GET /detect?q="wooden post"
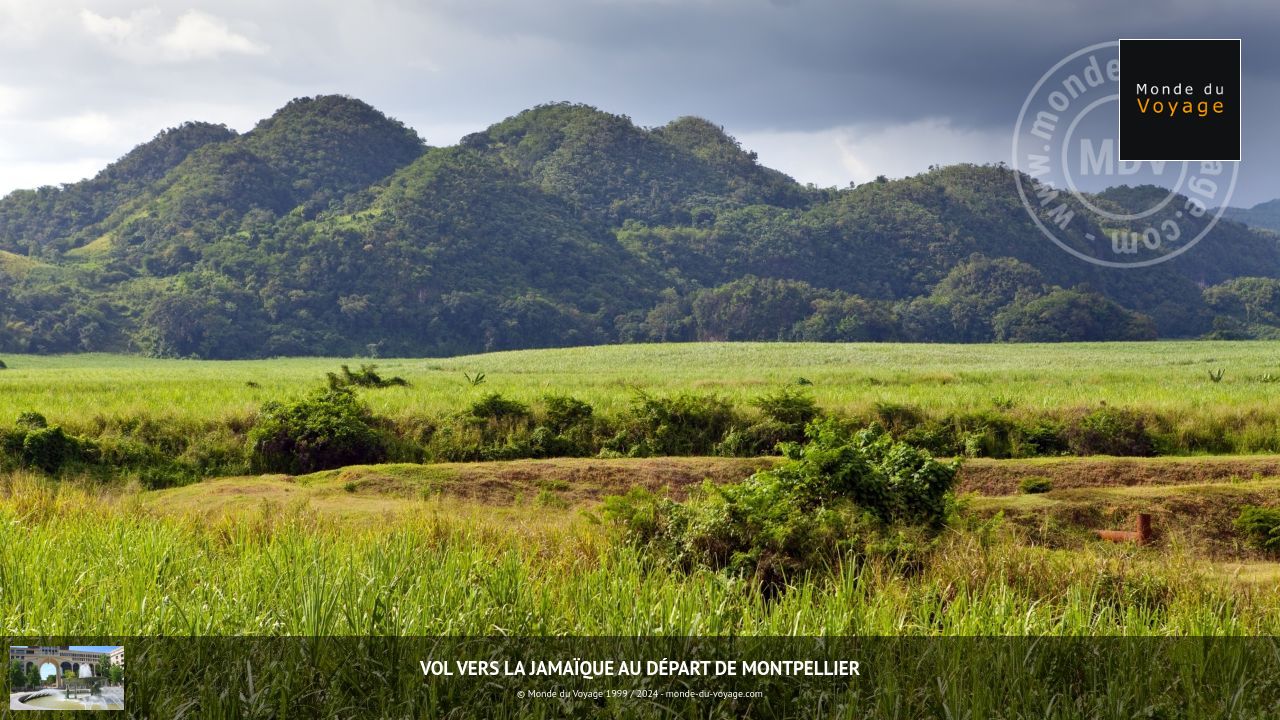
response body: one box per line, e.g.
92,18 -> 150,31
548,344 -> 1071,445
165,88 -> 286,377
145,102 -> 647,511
1135,513 -> 1152,545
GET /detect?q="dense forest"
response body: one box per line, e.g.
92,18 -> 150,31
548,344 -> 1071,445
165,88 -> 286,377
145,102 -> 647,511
2,95 -> 1280,358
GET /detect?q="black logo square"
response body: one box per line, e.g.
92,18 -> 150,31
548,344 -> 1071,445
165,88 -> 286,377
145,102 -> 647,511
1119,39 -> 1240,161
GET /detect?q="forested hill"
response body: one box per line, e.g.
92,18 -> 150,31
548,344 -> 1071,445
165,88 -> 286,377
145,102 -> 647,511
2,95 -> 1280,358
1223,199 -> 1280,234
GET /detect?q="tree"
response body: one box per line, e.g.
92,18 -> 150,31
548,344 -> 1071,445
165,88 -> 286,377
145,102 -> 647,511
993,288 -> 1157,342
690,276 -> 824,341
9,660 -> 24,690
97,655 -> 114,684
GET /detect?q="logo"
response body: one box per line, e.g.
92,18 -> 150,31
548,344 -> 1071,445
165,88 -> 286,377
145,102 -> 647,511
1012,41 -> 1238,268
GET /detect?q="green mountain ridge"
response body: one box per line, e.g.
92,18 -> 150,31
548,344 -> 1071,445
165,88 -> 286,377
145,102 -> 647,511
1222,199 -> 1280,234
1,96 -> 1278,357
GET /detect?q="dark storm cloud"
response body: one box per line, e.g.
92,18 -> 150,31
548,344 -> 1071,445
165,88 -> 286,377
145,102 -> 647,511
406,0 -> 1280,130
1,0 -> 1276,203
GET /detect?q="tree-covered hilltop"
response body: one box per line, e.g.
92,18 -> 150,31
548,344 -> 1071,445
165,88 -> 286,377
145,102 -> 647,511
2,96 -> 1280,357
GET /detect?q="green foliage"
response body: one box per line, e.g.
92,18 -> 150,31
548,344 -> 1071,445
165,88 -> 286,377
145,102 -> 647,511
719,387 -> 821,456
326,364 -> 408,390
5,96 -> 1280,356
753,386 -> 819,427
3,412 -> 96,474
542,395 -> 593,434
1019,476 -> 1053,494
1065,406 -> 1155,456
0,121 -> 237,256
16,411 -> 47,430
248,389 -> 389,474
98,656 -> 114,683
1233,506 -> 1280,555
608,391 -> 739,457
22,426 -> 77,473
605,420 -> 958,591
994,288 -> 1158,342
468,393 -> 531,422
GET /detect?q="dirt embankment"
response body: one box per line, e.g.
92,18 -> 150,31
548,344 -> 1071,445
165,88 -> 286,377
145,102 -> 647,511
957,456 -> 1280,495
324,456 -> 781,505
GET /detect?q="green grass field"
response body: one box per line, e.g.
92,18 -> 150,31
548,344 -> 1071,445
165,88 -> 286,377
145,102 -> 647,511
3,341 -> 1280,426
1,343 -> 1278,645
2,468 -> 1277,637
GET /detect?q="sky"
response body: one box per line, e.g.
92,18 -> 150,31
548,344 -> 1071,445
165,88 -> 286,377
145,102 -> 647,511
1,0 -> 1277,206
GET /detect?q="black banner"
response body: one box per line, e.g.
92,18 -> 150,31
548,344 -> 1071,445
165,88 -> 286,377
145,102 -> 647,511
7,636 -> 1280,718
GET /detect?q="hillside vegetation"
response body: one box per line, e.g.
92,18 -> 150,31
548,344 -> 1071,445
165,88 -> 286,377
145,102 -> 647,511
6,343 -> 1280,488
3,97 -> 1280,356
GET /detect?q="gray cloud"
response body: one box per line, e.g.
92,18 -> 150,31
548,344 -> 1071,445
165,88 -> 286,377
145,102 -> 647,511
0,0 -> 1276,204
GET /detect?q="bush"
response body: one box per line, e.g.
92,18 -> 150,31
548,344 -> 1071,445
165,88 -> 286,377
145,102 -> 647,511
4,415 -> 97,475
716,419 -> 796,457
16,411 -> 47,430
718,387 -> 822,455
752,387 -> 819,427
1234,506 -> 1280,555
542,395 -> 593,433
21,426 -> 93,473
1017,418 -> 1068,456
1064,406 -> 1155,456
607,392 -> 740,457
468,393 -> 531,422
249,389 -> 389,474
872,402 -> 925,434
326,364 -> 408,390
604,420 -> 959,592
1019,476 -> 1053,494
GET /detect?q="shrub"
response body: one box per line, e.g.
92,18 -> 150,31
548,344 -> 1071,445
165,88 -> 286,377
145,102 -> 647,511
752,387 -> 819,428
1017,418 -> 1067,456
0,428 -> 23,465
608,392 -> 739,457
872,401 -> 925,434
542,395 -> 593,434
22,426 -> 88,473
468,393 -> 531,422
604,420 -> 959,592
249,389 -> 389,474
1019,476 -> 1053,494
718,387 -> 822,455
1064,406 -> 1155,456
326,364 -> 408,389
1234,506 -> 1280,555
16,411 -> 47,430
952,411 -> 1018,458
716,419 -> 796,457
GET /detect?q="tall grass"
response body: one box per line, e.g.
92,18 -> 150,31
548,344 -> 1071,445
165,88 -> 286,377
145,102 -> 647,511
1,474 -> 1275,638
